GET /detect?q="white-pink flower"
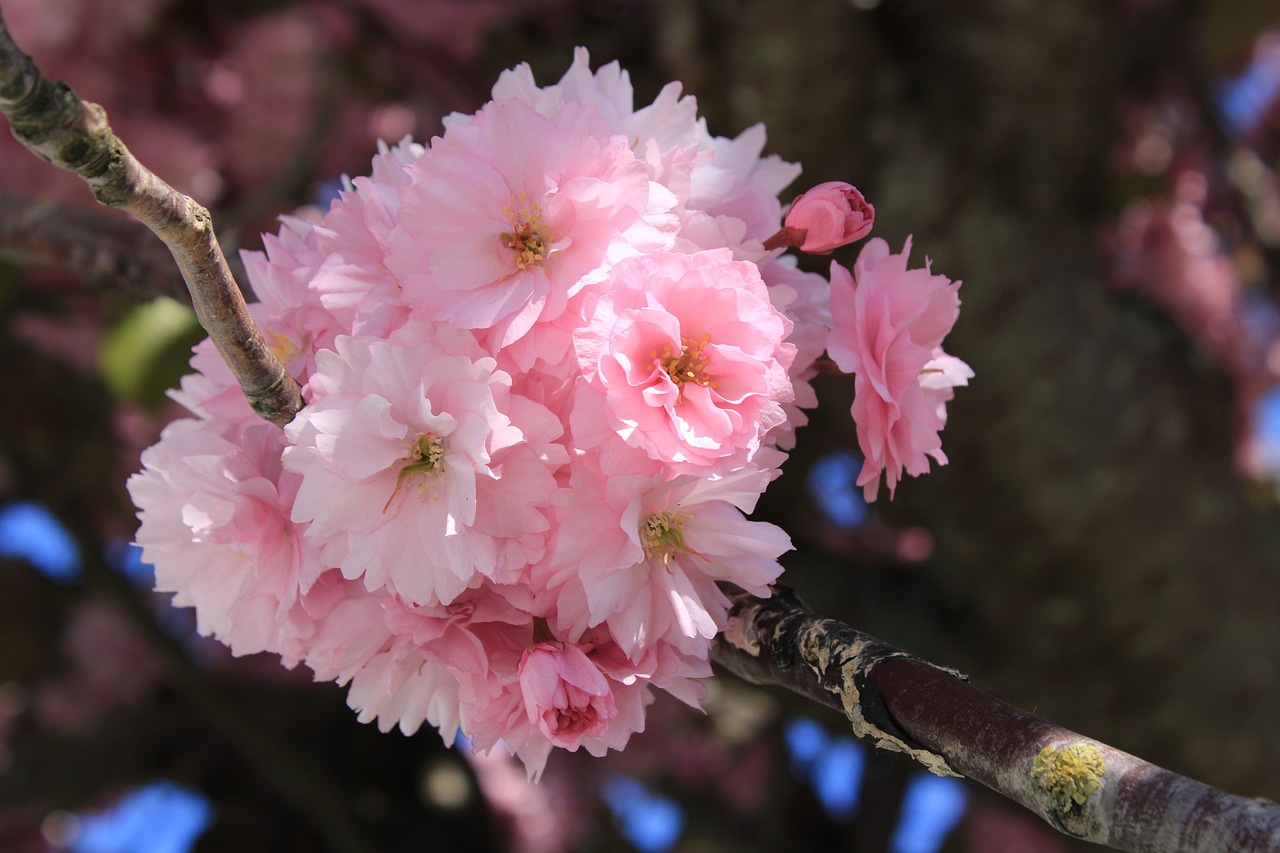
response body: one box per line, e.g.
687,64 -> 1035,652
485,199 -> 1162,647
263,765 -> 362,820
827,237 -> 973,501
238,137 -> 424,382
125,48 -> 976,783
757,256 -> 833,450
573,250 -> 795,471
468,628 -> 670,780
127,420 -> 325,665
340,584 -> 533,740
388,97 -> 657,354
283,330 -> 565,606
542,447 -> 791,658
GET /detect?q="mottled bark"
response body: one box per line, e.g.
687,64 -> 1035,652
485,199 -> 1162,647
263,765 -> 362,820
0,10 -> 300,426
714,587 -> 1280,852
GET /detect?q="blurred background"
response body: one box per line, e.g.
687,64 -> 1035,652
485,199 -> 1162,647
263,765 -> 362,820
1,0 -> 1279,851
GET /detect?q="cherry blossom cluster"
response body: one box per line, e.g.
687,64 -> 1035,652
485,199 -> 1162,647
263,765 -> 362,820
128,49 -> 970,777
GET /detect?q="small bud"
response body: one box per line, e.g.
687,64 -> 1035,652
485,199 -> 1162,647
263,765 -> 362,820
763,181 -> 875,254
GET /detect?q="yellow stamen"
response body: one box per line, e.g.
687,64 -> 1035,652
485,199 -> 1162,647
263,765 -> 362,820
500,195 -> 554,270
382,433 -> 446,513
641,510 -> 694,569
656,334 -> 716,401
265,330 -> 306,365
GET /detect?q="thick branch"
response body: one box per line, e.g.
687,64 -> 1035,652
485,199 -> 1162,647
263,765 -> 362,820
0,10 -> 301,426
712,587 -> 1280,853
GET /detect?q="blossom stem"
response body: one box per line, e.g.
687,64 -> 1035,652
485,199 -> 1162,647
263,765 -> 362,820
0,9 -> 302,426
712,585 -> 1280,853
761,225 -> 805,252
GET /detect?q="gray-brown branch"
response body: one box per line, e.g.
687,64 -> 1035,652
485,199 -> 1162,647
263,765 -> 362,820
0,189 -> 189,300
0,9 -> 301,426
712,586 -> 1280,853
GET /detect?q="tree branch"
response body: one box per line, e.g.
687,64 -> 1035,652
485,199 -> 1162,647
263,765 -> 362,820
0,189 -> 189,300
0,9 -> 301,426
712,586 -> 1280,853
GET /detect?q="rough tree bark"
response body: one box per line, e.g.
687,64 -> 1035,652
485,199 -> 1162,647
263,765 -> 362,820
713,586 -> 1280,853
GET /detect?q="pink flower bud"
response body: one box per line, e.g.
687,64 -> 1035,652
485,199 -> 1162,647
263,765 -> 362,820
518,642 -> 617,750
764,181 -> 875,254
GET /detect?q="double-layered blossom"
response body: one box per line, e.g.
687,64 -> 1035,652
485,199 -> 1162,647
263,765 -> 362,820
573,250 -> 795,471
127,48 -> 969,780
128,420 -> 324,665
518,641 -> 617,749
283,330 -> 564,606
388,97 -> 664,362
541,447 -> 790,658
828,237 -> 973,500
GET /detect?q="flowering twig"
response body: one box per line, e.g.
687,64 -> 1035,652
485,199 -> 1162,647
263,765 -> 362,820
713,586 -> 1280,853
0,9 -> 301,426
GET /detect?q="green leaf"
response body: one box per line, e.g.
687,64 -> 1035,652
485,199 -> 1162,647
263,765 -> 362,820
100,297 -> 204,410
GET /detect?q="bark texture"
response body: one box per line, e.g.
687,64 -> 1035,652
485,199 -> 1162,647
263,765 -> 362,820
713,586 -> 1280,853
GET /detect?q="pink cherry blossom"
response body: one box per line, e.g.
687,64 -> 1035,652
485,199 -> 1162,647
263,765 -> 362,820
757,256 -> 833,450
687,123 -> 800,251
573,250 -> 795,471
518,641 -> 617,749
388,97 -> 657,354
283,330 -> 564,606
125,48 -> 973,781
489,629 -> 671,780
487,49 -> 799,264
828,237 -> 973,501
127,419 -> 325,665
541,448 -> 791,658
237,137 -> 424,383
765,181 -> 875,254
492,47 -> 703,161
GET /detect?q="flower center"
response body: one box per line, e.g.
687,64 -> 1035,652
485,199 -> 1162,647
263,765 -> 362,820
501,194 -> 554,270
641,510 -> 692,567
382,432 -> 446,513
265,329 -> 307,365
654,334 -> 715,401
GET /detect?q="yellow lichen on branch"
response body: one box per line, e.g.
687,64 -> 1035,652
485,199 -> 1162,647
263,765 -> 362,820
1029,742 -> 1106,836
714,586 -> 1280,853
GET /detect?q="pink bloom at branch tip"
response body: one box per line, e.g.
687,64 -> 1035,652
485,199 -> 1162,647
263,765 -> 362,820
126,47 -> 973,781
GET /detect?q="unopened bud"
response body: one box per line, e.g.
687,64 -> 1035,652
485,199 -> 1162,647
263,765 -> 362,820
763,181 -> 875,254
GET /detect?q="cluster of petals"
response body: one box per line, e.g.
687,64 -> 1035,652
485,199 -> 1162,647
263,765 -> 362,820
828,237 -> 974,501
128,50 -> 969,779
573,250 -> 795,471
